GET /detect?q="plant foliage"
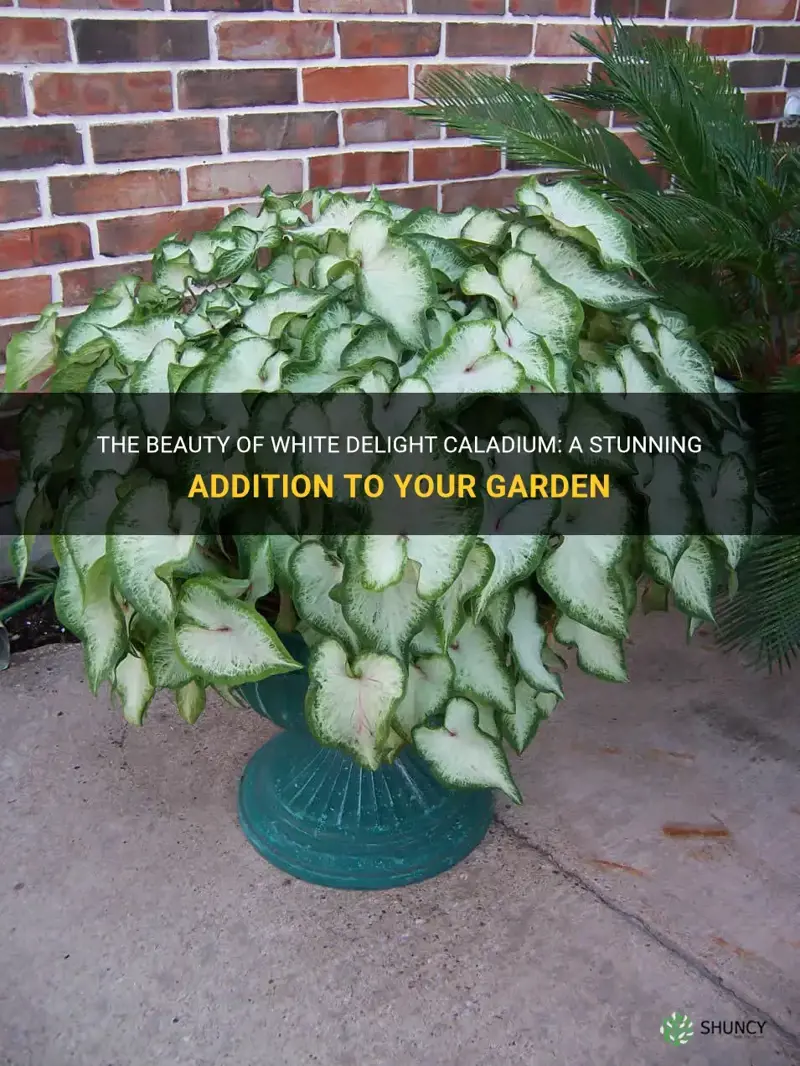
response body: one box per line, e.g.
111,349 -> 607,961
5,181 -> 756,800
716,367 -> 800,669
412,19 -> 800,377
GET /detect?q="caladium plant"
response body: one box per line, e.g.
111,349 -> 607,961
5,178 -> 756,804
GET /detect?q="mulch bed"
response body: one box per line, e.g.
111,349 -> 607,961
0,582 -> 78,654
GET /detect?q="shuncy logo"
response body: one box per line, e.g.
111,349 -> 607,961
660,1011 -> 768,1045
661,1012 -> 694,1046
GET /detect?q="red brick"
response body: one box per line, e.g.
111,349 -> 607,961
310,150 -> 408,188
339,22 -> 440,58
615,130 -> 650,160
74,19 -> 208,62
511,62 -> 589,92
50,169 -> 181,216
0,74 -> 26,118
414,145 -> 500,181
558,100 -> 610,125
642,162 -> 671,189
0,223 -> 91,270
759,123 -> 777,145
413,0 -> 503,11
0,182 -> 40,224
174,0 -> 290,8
669,0 -> 731,16
230,111 -> 338,151
777,124 -> 800,145
0,275 -> 52,319
0,124 -> 83,171
513,0 -> 588,11
447,23 -> 532,57
21,0 -> 163,9
690,25 -> 752,55
594,0 -> 666,13
178,69 -> 296,109
534,24 -> 602,56
738,0 -> 794,15
61,259 -> 152,306
415,62 -> 506,93
755,27 -> 800,55
745,91 -> 786,121
34,72 -> 172,116
343,107 -> 438,144
304,65 -> 408,103
91,117 -> 221,164
441,175 -> 520,211
301,0 -> 404,9
97,207 -> 224,256
376,184 -> 438,210
730,59 -> 785,88
217,20 -> 334,60
0,17 -> 70,62
625,25 -> 688,41
186,159 -> 302,201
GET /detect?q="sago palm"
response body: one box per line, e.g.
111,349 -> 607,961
413,19 -> 800,379
716,368 -> 800,671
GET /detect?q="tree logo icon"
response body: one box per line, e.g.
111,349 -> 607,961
660,1011 -> 694,1045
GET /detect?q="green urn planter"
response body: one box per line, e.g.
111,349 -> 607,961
237,634 -> 494,890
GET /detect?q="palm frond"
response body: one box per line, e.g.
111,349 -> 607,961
563,19 -> 774,207
412,70 -> 657,195
616,190 -> 767,270
716,368 -> 800,669
716,537 -> 800,670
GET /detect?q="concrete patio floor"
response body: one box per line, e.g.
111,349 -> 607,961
1,612 -> 799,1066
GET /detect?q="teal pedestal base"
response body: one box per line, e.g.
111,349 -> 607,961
238,733 -> 493,890
237,634 -> 493,890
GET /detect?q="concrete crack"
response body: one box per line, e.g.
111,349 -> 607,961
492,815 -> 800,1054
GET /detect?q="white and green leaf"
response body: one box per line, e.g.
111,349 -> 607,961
507,587 -> 564,697
671,537 -> 718,622
113,653 -> 154,726
349,212 -> 436,348
501,678 -> 557,754
447,618 -> 514,716
289,541 -> 358,655
175,578 -> 301,685
306,639 -> 406,770
554,614 -> 628,683
538,536 -> 631,640
517,178 -> 639,271
392,653 -> 453,740
414,697 -> 522,803
415,319 -> 524,394
340,560 -> 431,659
516,226 -> 647,310
3,304 -> 60,392
176,679 -> 206,724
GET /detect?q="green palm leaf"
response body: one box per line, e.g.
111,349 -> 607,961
716,368 -> 800,670
411,69 -> 657,195
716,537 -> 800,670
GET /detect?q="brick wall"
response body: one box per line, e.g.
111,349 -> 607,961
0,0 -> 798,366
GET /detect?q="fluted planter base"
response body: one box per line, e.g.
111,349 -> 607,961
237,635 -> 493,889
238,732 -> 493,890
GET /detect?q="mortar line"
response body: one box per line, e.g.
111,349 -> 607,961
492,816 -> 800,1053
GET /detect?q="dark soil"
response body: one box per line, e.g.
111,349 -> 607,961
0,582 -> 78,653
